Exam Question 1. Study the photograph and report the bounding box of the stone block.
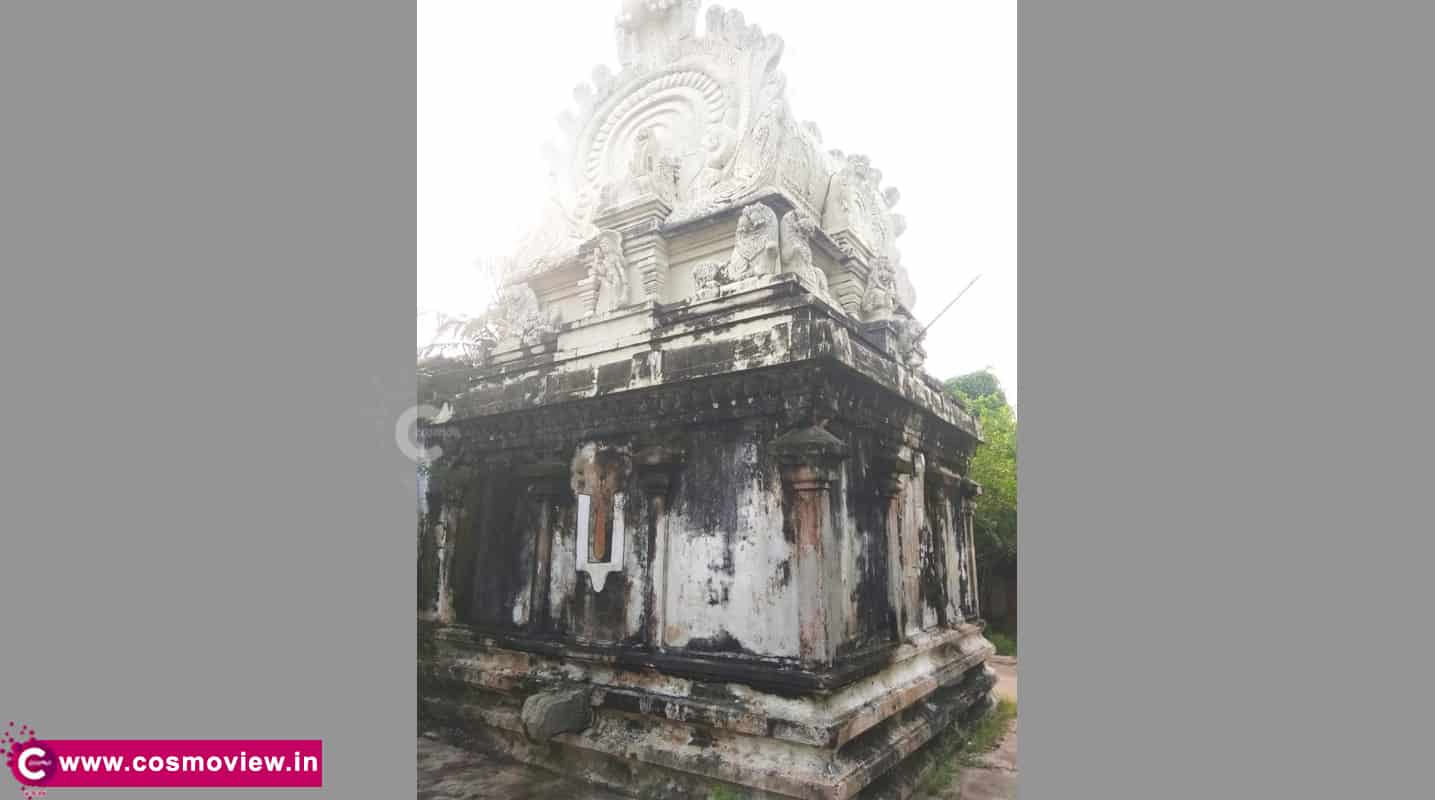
[521,686,593,742]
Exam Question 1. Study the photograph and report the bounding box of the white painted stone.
[577,492,626,593]
[418,0,929,368]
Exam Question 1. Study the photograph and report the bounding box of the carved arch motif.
[579,69,731,190]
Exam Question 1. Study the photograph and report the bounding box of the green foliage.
[946,370,1017,575]
[916,748,959,795]
[986,630,1017,657]
[945,370,1007,405]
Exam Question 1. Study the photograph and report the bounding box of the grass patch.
[958,697,1017,764]
[707,785,741,800]
[914,697,1017,797]
[917,753,960,796]
[986,630,1017,657]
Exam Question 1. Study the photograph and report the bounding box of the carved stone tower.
[418,3,996,796]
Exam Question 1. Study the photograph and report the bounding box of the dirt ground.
[417,733,623,800]
[417,657,1019,800]
[941,656,1018,800]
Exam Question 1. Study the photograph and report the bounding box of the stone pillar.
[772,426,848,668]
[634,444,684,650]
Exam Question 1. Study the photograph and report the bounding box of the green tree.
[946,370,1008,406]
[945,370,1017,578]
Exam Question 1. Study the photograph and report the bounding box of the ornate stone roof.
[518,1,914,301]
[422,1,928,365]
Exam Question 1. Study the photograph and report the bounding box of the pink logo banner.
[7,739,322,790]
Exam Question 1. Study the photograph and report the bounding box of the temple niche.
[417,2,996,797]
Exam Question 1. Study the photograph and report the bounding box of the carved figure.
[727,202,780,280]
[630,127,662,178]
[667,126,741,224]
[604,125,679,207]
[692,261,725,300]
[732,99,785,187]
[589,230,628,312]
[690,203,781,300]
[862,257,898,321]
[780,209,828,295]
[821,151,905,260]
[691,126,736,196]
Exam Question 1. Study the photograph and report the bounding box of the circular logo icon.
[11,741,57,786]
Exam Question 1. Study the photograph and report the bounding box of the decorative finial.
[614,0,700,67]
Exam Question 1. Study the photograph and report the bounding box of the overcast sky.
[419,0,1016,403]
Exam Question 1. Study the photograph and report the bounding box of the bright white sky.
[418,0,1015,403]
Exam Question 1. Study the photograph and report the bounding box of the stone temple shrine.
[417,2,997,796]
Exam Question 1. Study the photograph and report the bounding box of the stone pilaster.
[520,461,573,633]
[772,426,848,668]
[594,195,672,303]
[421,465,479,625]
[826,233,874,316]
[576,273,599,317]
[634,444,685,650]
[958,477,983,620]
[875,454,920,639]
[931,463,969,626]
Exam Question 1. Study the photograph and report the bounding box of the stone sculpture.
[587,229,628,313]
[604,125,680,208]
[780,208,827,296]
[691,201,779,299]
[727,202,780,280]
[862,256,898,321]
[691,260,725,300]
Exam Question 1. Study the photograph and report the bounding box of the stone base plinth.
[419,624,996,799]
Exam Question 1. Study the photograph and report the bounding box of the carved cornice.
[771,425,848,487]
[426,359,976,476]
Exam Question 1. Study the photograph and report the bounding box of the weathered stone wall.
[417,307,983,687]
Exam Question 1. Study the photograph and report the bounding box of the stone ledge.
[419,280,979,443]
[419,658,997,800]
[421,624,993,750]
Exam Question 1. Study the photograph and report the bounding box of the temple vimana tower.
[417,2,997,796]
